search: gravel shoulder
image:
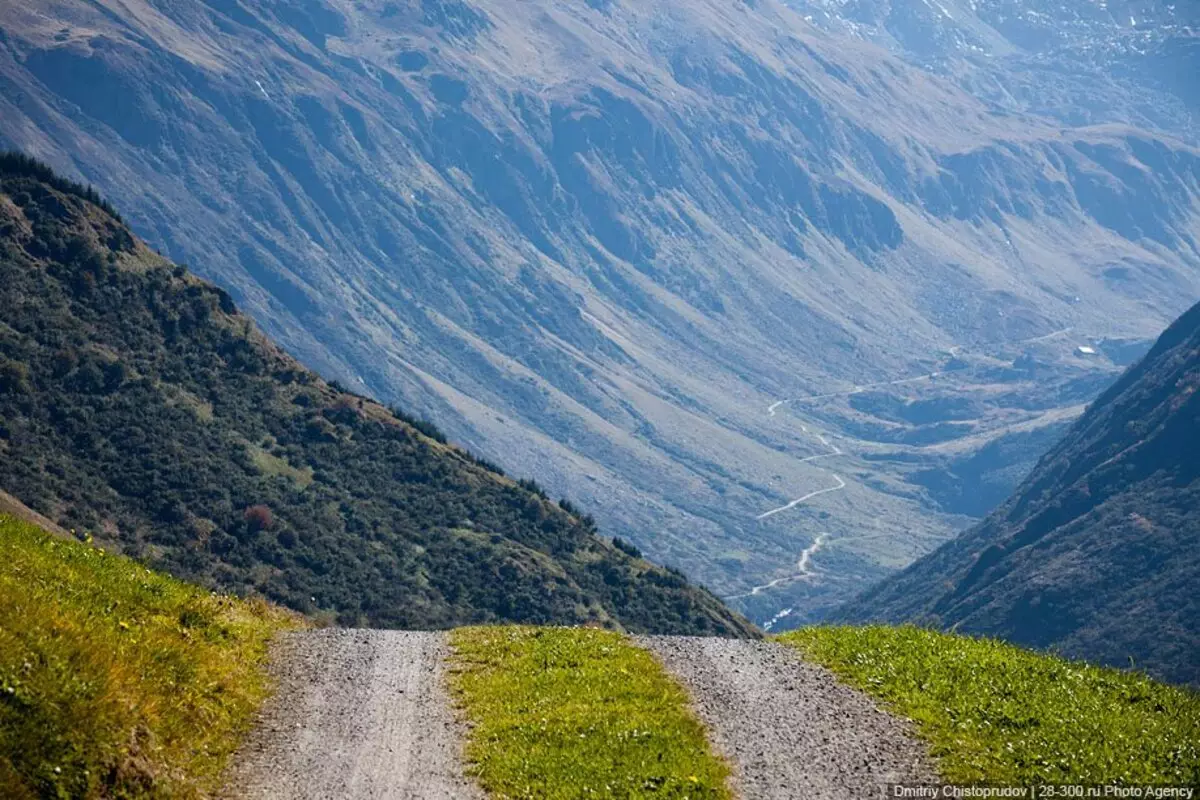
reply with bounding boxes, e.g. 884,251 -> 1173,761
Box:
639,636 -> 937,800
222,629 -> 482,800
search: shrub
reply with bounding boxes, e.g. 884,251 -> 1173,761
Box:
243,504 -> 274,532
612,536 -> 642,559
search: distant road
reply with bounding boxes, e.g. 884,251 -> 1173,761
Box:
756,475 -> 846,520
1018,326 -> 1073,345
728,532 -> 829,600
742,329 -> 1080,613
772,363 -> 971,408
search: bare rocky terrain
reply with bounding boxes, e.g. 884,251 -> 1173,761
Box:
2,0 -> 1198,628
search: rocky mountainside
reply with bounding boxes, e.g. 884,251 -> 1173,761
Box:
1,0 -> 1198,627
784,0 -> 1199,135
837,300 -> 1200,685
0,155 -> 753,636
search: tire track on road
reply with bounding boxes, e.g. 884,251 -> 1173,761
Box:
223,630 -> 482,800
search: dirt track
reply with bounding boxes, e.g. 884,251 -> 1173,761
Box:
226,631 -> 932,799
640,636 -> 936,799
222,629 -> 482,800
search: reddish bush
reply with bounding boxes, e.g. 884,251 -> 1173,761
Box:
243,504 -> 274,532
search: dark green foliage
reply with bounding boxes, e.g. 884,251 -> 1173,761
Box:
612,537 -> 642,559
388,405 -> 450,444
838,302 -> 1200,685
517,478 -> 548,499
0,152 -> 123,223
469,456 -> 506,476
0,162 -> 756,637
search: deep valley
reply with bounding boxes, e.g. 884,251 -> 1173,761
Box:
1,0 -> 1197,627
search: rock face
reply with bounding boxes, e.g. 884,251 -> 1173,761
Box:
1,0 -> 1197,624
837,301 -> 1200,686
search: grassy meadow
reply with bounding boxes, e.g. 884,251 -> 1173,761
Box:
449,625 -> 732,798
0,514 -> 300,798
780,625 -> 1200,785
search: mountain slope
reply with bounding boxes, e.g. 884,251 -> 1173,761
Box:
836,301 -> 1200,685
2,0 -> 1199,627
784,0 -> 1200,136
0,154 -> 753,636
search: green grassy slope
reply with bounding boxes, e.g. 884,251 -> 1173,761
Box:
0,513 -> 300,799
782,626 -> 1200,785
836,300 -> 1200,685
449,626 -> 732,798
0,153 -> 753,637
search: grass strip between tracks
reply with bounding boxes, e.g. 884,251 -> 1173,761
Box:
449,625 -> 732,798
0,514 -> 301,798
780,625 -> 1200,785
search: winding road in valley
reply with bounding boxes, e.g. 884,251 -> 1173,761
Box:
746,335 -> 1072,612
740,417 -> 846,609
756,476 -> 845,520
727,531 -> 829,600
756,422 -> 845,520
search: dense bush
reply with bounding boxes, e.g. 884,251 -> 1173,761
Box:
612,536 -> 642,559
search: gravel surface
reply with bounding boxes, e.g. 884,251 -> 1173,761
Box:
639,636 -> 936,800
222,629 -> 482,800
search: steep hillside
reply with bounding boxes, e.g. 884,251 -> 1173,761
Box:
785,0 -> 1200,135
837,302 -> 1200,685
0,511 -> 299,799
0,155 -> 752,636
2,0 -> 1199,627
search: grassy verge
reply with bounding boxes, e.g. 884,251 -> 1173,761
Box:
780,625 -> 1200,784
448,626 -> 731,798
0,514 -> 301,798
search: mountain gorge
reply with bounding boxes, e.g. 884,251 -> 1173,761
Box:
837,299 -> 1200,685
1,0 -> 1198,627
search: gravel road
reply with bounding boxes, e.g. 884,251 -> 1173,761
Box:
226,631 -> 932,799
222,629 -> 481,800
640,636 -> 936,799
